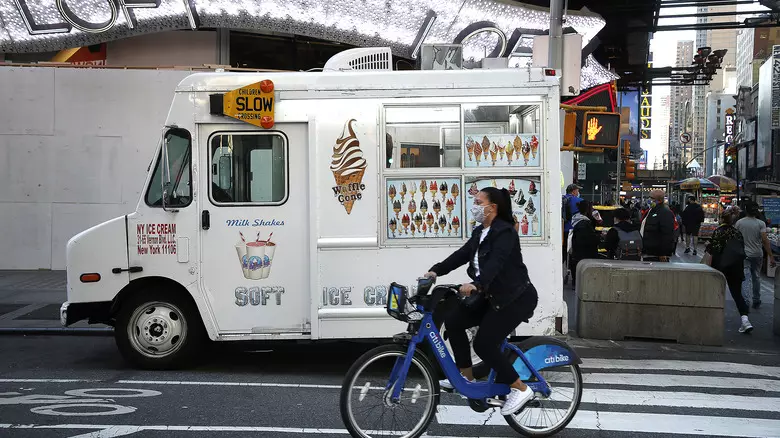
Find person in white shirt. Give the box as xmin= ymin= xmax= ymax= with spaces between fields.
xmin=735 ymin=203 xmax=776 ymax=308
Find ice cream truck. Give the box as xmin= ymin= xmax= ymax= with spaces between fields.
xmin=62 ymin=48 xmax=565 ymax=369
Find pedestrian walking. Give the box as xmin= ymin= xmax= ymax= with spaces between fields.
xmin=569 ymin=200 xmax=600 ymax=287
xmin=562 ymin=184 xmax=583 ymax=269
xmin=682 ymin=196 xmax=705 ymax=256
xmin=735 ymin=202 xmax=776 ymax=308
xmin=703 ymin=208 xmax=752 ymax=333
xmin=641 ymin=190 xmax=676 ymax=262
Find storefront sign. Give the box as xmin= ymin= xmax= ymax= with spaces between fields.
xmin=0 ymin=0 xmax=615 ymax=88
xmin=640 ymin=87 xmax=652 ymax=139
xmin=724 ymin=108 xmax=735 ymax=146
xmin=773 ymin=45 xmax=780 ymax=129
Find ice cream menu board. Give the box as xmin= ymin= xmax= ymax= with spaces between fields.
xmin=386 ymin=178 xmax=463 ymax=239
xmin=464 ymin=177 xmax=542 ymax=238
xmin=465 ymin=134 xmax=541 ymax=168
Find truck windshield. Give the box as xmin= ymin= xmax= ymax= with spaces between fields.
xmin=145 ymin=128 xmax=192 ymax=207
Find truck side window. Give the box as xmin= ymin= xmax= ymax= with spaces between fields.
xmin=209 ymin=132 xmax=288 ymax=205
xmin=385 ymin=106 xmax=461 ymax=169
xmin=145 ymin=128 xmax=192 ymax=208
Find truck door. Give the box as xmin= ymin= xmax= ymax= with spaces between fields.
xmin=199 ymin=123 xmax=309 ymax=334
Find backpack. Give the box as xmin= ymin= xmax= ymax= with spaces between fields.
xmin=615 ymin=228 xmax=643 ymax=261
xmin=562 ymin=195 xmax=573 ymax=223
xmin=717 ymin=234 xmax=746 ymax=270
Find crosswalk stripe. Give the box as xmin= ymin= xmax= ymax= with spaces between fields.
xmin=577 ymin=388 xmax=780 ymax=412
xmin=436 ymin=406 xmax=780 ymax=437
xmin=546 ymin=372 xmax=780 ymax=392
xmin=581 ymin=359 xmax=780 ymax=378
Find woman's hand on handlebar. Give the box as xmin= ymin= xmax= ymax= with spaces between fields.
xmin=459 ymin=283 xmax=477 ymax=297
xmin=423 ymin=271 xmax=437 ymax=280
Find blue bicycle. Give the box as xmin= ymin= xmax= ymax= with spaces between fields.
xmin=339 ymin=277 xmax=583 ymax=437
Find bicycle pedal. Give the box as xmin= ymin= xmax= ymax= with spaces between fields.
xmin=526 ymin=399 xmax=541 ymax=408
xmin=440 ymin=387 xmax=455 ymax=394
xmin=486 ymin=398 xmax=504 ymax=407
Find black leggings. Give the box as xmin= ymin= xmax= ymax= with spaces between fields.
xmin=724 ymin=270 xmax=749 ymax=316
xmin=444 ymin=287 xmax=538 ymax=385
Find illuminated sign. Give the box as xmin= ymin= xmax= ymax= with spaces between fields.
xmin=0 ymin=0 xmax=616 ymax=88
xmin=640 ymin=87 xmax=652 ymax=139
xmin=724 ymin=107 xmax=735 ymax=146
xmin=582 ymin=112 xmax=620 ymax=148
xmin=221 ymin=80 xmax=276 ymax=129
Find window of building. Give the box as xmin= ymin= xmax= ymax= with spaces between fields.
xmin=209 ymin=132 xmax=288 ymax=205
xmin=146 ymin=128 xmax=192 ymax=208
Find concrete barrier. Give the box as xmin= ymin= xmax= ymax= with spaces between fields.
xmin=575 ymin=259 xmax=726 ymax=346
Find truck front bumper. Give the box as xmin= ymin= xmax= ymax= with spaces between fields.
xmin=60 ymin=301 xmax=113 ymax=327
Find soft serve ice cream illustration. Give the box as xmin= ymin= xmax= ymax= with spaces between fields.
xmin=330 ymin=119 xmax=367 ymax=214
xmin=235 ymin=232 xmax=277 ymax=280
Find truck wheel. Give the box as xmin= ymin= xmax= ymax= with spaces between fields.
xmin=115 ymin=290 xmax=204 ymax=369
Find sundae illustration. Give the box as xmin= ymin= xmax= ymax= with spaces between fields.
xmin=408 ymin=199 xmax=417 ymax=215
xmin=515 ymin=188 xmax=526 ymax=207
xmin=468 ymin=182 xmax=479 ymax=197
xmin=508 ymin=180 xmax=517 ymax=197
xmin=420 ymin=198 xmax=429 ymax=216
xmin=505 ymin=141 xmax=514 ymax=165
xmin=388 ymin=184 xmax=396 ymax=202
xmin=525 ymin=197 xmax=536 ymax=215
xmin=439 ymin=182 xmax=448 ymax=198
xmin=422 ymin=222 xmax=427 ymax=237
xmin=445 ymin=198 xmax=455 ymax=217
xmin=236 ymin=232 xmax=276 ymax=280
xmin=433 ymin=222 xmax=439 ymax=236
xmin=482 ymin=136 xmax=490 ymax=161
xmin=426 ymin=213 xmax=435 ymax=230
xmin=452 ymin=217 xmax=460 ymax=234
xmin=430 ymin=181 xmax=438 ymax=199
xmin=410 ymin=181 xmax=417 ymax=198
xmin=401 ymin=214 xmax=410 ymax=234
xmin=420 ymin=180 xmax=427 ymax=198
xmin=520 ymin=215 xmax=529 ymax=235
xmin=388 ymin=218 xmax=397 ymax=237
xmin=410 ymin=222 xmax=416 ymax=237
xmin=414 ymin=213 xmax=423 ymax=230
xmin=392 ymin=200 xmax=402 ymax=218
xmin=451 ymin=183 xmax=459 ymax=201
xmin=528 ymin=180 xmax=538 ymax=195
xmin=466 ymin=137 xmax=476 ymax=161
xmin=400 ymin=182 xmax=407 ymax=203
xmin=438 ymin=215 xmax=447 ymax=232
xmin=491 ymin=179 xmax=497 ymax=188
xmin=448 ymin=223 xmax=453 ymax=236
xmin=433 ymin=200 xmax=442 ymax=218
xmin=330 ymin=119 xmax=367 ymax=214
xmin=530 ymin=135 xmax=539 ymax=159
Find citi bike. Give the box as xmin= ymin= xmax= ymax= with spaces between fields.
xmin=339 ymin=277 xmax=583 ymax=437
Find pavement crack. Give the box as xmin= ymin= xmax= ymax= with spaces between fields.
xmin=483 ymin=408 xmax=496 ymax=426
xmin=595 ymin=409 xmax=602 ymax=431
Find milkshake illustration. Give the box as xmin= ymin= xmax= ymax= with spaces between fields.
xmin=531 ymin=215 xmax=539 ymax=235
xmin=330 ymin=119 xmax=367 ymax=214
xmin=236 ymin=233 xmax=277 ymax=280
xmin=520 ymin=215 xmax=529 ymax=235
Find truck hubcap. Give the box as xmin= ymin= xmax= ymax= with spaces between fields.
xmin=128 ymin=302 xmax=187 ymax=358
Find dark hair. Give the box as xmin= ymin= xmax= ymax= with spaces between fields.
xmin=614 ymin=207 xmax=631 ymax=221
xmin=480 ymin=187 xmax=514 ymax=225
xmin=746 ymin=203 xmax=760 ymax=217
xmin=688 ymin=196 xmax=696 ymax=203
xmin=577 ymin=200 xmax=594 ymax=220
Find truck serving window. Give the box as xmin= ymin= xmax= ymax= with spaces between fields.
xmin=385 ymin=106 xmax=461 ymax=169
xmin=209 ymin=132 xmax=288 ymax=205
xmin=145 ymin=128 xmax=193 ymax=208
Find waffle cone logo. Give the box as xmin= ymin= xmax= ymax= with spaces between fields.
xmin=331 ymin=119 xmax=367 ymax=214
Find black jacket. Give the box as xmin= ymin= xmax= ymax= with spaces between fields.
xmin=681 ymin=203 xmax=705 ymax=229
xmin=604 ymin=220 xmax=640 ymax=259
xmin=643 ymin=204 xmax=676 ymax=257
xmin=570 ymin=214 xmax=600 ymax=261
xmin=429 ymin=219 xmax=530 ymax=310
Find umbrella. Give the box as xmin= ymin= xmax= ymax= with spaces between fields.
xmin=677 ymin=177 xmax=718 ymax=190
xmin=707 ymin=175 xmax=737 ymax=192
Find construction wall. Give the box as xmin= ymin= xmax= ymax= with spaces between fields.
xmin=0 ymin=66 xmax=192 ymax=270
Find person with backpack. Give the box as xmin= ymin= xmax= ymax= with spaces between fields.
xmin=682 ymin=196 xmax=705 ymax=255
xmin=569 ymin=200 xmax=600 ymax=287
xmin=703 ymin=207 xmax=752 ymax=333
xmin=604 ymin=208 xmax=642 ymax=260
xmin=562 ymin=184 xmax=583 ymax=264
xmin=641 ymin=190 xmax=676 ymax=262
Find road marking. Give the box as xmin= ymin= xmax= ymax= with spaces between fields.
xmin=0 ymin=394 xmax=112 ymax=405
xmin=29 ymin=403 xmax=136 ymax=416
xmin=0 ymin=379 xmax=94 ymax=383
xmin=436 ymin=406 xmax=780 ymax=437
xmin=64 ymin=389 xmax=161 ymax=398
xmin=546 ymin=372 xmax=780 ymax=392
xmin=579 ymin=388 xmax=780 ymax=412
xmin=66 ymin=426 xmax=143 ymax=438
xmin=117 ymin=380 xmax=342 ymax=389
xmin=581 ymin=359 xmax=780 ymax=378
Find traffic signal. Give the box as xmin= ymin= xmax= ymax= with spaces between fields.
xmin=625 ymin=160 xmax=636 ymax=180
xmin=623 ymin=142 xmax=630 ymax=159
xmin=582 ymin=112 xmax=621 ymax=147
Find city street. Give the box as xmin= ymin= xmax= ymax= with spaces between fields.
xmin=1 ymin=335 xmax=779 ymax=438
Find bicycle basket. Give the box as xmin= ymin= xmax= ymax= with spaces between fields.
xmin=387 ymin=282 xmax=410 ymax=321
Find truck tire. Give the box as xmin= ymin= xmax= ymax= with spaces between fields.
xmin=115 ymin=289 xmax=204 ymax=370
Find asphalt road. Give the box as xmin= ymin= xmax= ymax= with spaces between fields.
xmin=1 ymin=335 xmax=779 ymax=438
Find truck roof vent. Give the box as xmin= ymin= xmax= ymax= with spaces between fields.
xmin=323 ymin=47 xmax=393 ymax=72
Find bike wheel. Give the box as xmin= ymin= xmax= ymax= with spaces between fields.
xmin=340 ymin=344 xmax=439 ymax=438
xmin=504 ymin=363 xmax=583 ymax=437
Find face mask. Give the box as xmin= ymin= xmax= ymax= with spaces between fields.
xmin=471 ymin=205 xmax=486 ymax=223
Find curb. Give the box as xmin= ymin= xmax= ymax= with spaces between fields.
xmin=0 ymin=327 xmax=114 ymax=336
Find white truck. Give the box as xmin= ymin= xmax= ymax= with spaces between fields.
xmin=62 ymin=48 xmax=565 ymax=369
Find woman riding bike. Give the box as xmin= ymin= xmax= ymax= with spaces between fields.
xmin=424 ymin=186 xmax=538 ymax=416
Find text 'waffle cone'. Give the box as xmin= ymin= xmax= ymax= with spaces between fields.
xmin=334 ymin=169 xmax=366 ymax=214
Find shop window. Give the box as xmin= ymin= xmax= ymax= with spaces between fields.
xmin=385 ymin=177 xmax=463 ymax=240
xmin=464 ymin=104 xmax=542 ymax=168
xmin=146 ymin=128 xmax=192 ymax=208
xmin=385 ymin=106 xmax=461 ymax=169
xmin=209 ymin=133 xmax=287 ymax=205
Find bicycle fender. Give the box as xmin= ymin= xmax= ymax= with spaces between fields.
xmin=510 ymin=337 xmax=582 ymax=380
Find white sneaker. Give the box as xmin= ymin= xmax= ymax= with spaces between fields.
xmin=500 ymin=387 xmax=535 ymax=415
xmin=739 ymin=316 xmax=754 ymax=334
xmin=439 ymin=377 xmax=474 ymax=392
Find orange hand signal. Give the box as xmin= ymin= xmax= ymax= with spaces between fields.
xmin=586 ymin=117 xmax=603 ymax=141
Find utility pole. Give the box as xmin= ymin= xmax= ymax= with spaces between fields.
xmin=548 ymin=0 xmax=564 ymax=70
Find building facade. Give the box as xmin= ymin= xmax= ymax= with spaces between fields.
xmin=671 ymin=41 xmax=694 ymax=167
xmin=705 ymin=92 xmax=737 ymax=175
